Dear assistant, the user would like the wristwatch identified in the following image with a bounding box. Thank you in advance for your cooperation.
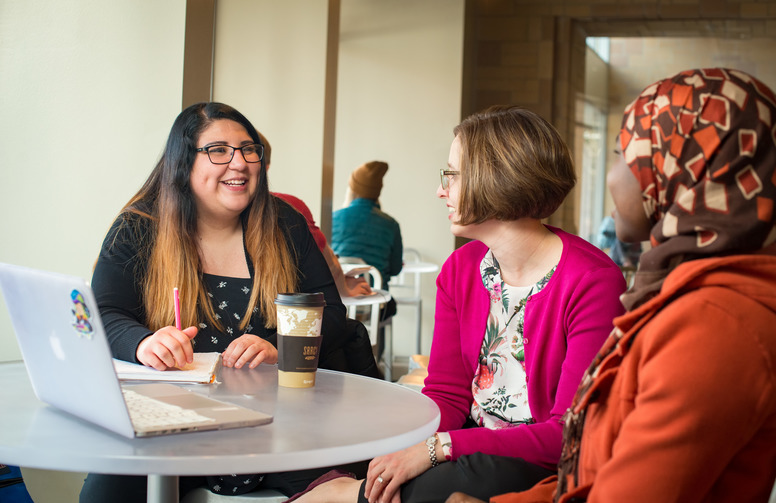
[425,434,439,467]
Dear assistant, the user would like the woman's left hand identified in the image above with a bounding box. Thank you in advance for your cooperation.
[222,334,277,368]
[365,441,434,503]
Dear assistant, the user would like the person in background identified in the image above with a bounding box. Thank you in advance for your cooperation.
[287,105,626,503]
[258,131,371,298]
[81,102,363,502]
[596,214,642,268]
[331,161,403,288]
[448,68,776,503]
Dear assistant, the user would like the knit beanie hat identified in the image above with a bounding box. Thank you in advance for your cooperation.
[348,161,388,200]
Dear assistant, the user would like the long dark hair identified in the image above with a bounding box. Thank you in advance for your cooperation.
[121,102,297,330]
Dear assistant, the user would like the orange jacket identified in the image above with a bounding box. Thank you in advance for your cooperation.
[493,253,776,503]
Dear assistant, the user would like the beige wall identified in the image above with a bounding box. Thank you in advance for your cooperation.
[334,0,464,355]
[1,1,185,499]
[213,0,330,216]
[214,0,464,356]
[0,0,186,363]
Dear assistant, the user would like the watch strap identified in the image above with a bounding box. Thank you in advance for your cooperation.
[426,434,439,467]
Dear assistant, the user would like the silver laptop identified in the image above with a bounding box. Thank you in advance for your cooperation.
[0,262,272,438]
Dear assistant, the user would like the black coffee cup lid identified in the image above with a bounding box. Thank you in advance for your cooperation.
[274,292,326,307]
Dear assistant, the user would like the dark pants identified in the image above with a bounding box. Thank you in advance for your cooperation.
[80,461,370,502]
[356,453,555,503]
[376,298,397,364]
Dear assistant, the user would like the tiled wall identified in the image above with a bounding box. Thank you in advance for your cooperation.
[462,0,776,232]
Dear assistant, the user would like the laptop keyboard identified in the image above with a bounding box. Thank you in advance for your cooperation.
[123,388,216,430]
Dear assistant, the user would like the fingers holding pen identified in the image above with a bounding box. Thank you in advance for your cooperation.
[136,325,198,370]
[178,326,198,363]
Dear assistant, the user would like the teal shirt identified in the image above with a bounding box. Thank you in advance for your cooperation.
[331,198,403,285]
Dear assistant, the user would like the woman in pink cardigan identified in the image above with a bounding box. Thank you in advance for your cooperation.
[289,106,626,503]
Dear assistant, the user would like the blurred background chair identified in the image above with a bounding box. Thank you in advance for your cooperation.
[390,248,438,356]
[339,263,394,380]
[390,248,423,355]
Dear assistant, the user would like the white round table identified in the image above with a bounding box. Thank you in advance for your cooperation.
[0,361,439,503]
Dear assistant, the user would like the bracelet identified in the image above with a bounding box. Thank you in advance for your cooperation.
[425,434,439,467]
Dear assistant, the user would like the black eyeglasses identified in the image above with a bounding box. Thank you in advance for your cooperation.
[196,143,264,164]
[440,169,460,190]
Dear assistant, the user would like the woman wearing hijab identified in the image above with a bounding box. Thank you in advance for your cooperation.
[450,68,776,503]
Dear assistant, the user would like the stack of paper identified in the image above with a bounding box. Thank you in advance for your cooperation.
[113,352,221,384]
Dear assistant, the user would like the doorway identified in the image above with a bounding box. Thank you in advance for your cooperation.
[574,27,776,246]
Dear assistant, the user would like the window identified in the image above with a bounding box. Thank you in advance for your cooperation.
[586,37,610,63]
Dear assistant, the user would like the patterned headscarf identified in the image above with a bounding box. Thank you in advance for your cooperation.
[620,68,776,310]
[556,69,776,500]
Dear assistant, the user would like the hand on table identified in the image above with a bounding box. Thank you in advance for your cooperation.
[222,333,277,368]
[446,493,486,503]
[136,325,198,370]
[364,441,434,503]
[345,276,372,297]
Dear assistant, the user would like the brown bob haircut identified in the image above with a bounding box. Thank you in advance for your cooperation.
[452,105,576,225]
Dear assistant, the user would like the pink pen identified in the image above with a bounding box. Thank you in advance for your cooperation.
[173,287,181,330]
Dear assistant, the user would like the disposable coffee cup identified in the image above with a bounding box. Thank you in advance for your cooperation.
[275,292,326,388]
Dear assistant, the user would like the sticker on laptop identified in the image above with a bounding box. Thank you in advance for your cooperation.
[70,289,94,338]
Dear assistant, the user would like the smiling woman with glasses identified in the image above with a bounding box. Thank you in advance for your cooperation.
[290,106,627,503]
[83,102,352,502]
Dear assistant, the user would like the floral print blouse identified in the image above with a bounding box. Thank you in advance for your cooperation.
[191,274,259,351]
[471,250,555,428]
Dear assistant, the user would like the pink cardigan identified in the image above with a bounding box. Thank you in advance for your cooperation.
[422,226,626,469]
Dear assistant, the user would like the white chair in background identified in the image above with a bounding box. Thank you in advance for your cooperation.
[390,248,429,355]
[337,256,367,266]
[339,263,394,380]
